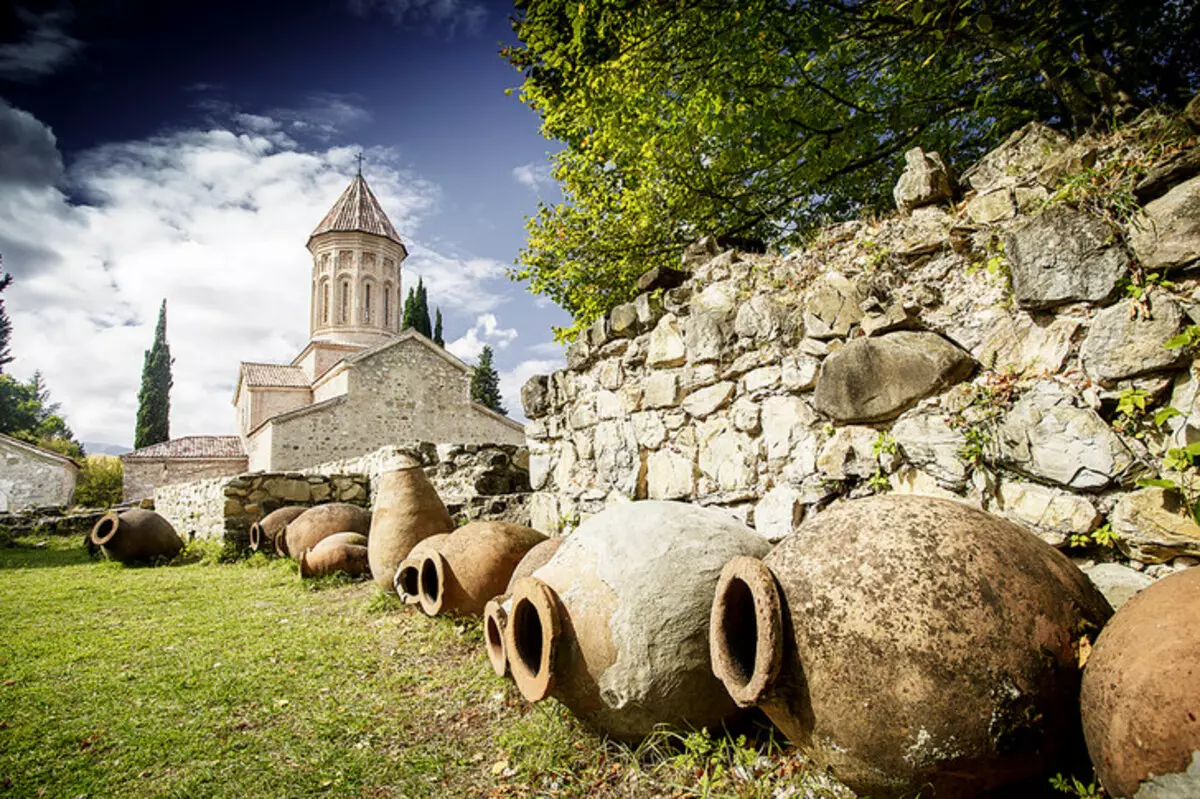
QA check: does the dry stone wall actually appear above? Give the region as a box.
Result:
[524,114,1200,589]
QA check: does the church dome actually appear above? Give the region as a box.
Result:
[308,173,403,246]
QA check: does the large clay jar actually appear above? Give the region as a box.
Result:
[284,503,370,562]
[299,533,371,578]
[504,501,771,742]
[90,509,185,564]
[484,537,563,677]
[367,467,454,592]
[417,521,547,617]
[710,495,1112,799]
[394,533,450,605]
[1081,566,1200,797]
[248,506,307,554]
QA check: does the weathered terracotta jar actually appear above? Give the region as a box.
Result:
[484,537,563,677]
[248,506,306,554]
[90,509,185,564]
[393,533,450,605]
[710,495,1112,799]
[367,467,454,592]
[284,503,370,562]
[417,521,547,617]
[1081,566,1200,797]
[505,501,771,741]
[299,533,371,578]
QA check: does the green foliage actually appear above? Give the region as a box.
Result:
[469,345,506,415]
[402,280,434,338]
[1112,386,1154,436]
[134,300,172,450]
[505,0,1200,338]
[0,373,84,459]
[1068,522,1121,550]
[433,307,444,347]
[401,286,416,330]
[1138,435,1200,526]
[1164,324,1200,351]
[74,455,124,508]
[0,263,12,373]
[1050,772,1103,797]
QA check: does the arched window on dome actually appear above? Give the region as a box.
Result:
[340,280,350,323]
[320,279,330,324]
[384,282,393,327]
[363,281,373,323]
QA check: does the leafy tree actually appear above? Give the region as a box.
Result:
[134,300,172,450]
[505,0,1200,339]
[0,262,12,374]
[75,455,124,508]
[433,307,444,347]
[0,374,84,459]
[470,345,506,415]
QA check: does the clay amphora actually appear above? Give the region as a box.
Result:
[285,503,370,562]
[1081,566,1200,797]
[393,533,450,605]
[417,521,547,618]
[504,501,771,741]
[484,537,563,677]
[299,534,370,578]
[90,509,185,564]
[248,506,306,554]
[367,467,454,592]
[710,495,1112,799]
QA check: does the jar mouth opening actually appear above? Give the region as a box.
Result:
[710,556,783,707]
[506,577,559,702]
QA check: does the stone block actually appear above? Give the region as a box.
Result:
[1128,174,1200,271]
[754,486,804,541]
[646,449,695,500]
[643,371,681,409]
[521,375,552,419]
[682,382,735,418]
[1080,296,1187,385]
[647,314,687,368]
[893,147,954,215]
[1005,205,1128,310]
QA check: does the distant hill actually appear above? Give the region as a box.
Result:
[83,442,131,456]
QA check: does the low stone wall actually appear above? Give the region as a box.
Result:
[154,441,533,549]
[523,116,1200,587]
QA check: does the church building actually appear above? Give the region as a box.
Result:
[231,169,525,471]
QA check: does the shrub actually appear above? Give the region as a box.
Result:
[74,455,123,508]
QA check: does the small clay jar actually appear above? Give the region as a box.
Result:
[393,533,450,605]
[504,501,771,742]
[299,533,370,579]
[1081,566,1200,797]
[367,467,454,593]
[90,509,185,564]
[416,521,547,617]
[709,495,1112,799]
[483,537,562,677]
[248,506,307,554]
[284,503,370,562]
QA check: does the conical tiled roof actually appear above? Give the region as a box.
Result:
[308,174,403,245]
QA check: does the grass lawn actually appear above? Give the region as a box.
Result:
[0,535,844,799]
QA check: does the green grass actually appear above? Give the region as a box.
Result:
[0,536,839,799]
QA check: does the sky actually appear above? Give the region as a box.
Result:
[0,0,569,450]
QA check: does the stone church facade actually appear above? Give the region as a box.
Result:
[232,170,524,471]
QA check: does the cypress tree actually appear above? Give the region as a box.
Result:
[0,265,13,374]
[433,308,444,347]
[134,300,173,449]
[415,278,432,338]
[470,345,506,415]
[401,287,416,331]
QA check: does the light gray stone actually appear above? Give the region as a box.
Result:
[893,148,954,215]
[521,375,551,419]
[631,412,667,449]
[1083,562,1153,611]
[891,412,969,489]
[685,312,727,364]
[762,396,819,462]
[995,480,1101,547]
[610,303,638,337]
[529,454,551,490]
[743,365,782,395]
[680,363,720,392]
[731,397,760,433]
[860,301,918,336]
[642,371,681,409]
[781,354,820,391]
[1111,487,1200,563]
[1005,205,1128,310]
[817,426,879,480]
[997,382,1135,490]
[698,420,757,490]
[647,314,687,368]
[814,331,975,424]
[965,188,1016,224]
[1081,296,1187,385]
[974,313,1080,376]
[529,492,559,535]
[754,486,804,541]
[888,465,965,501]
[734,294,786,340]
[593,419,639,496]
[595,389,624,420]
[895,206,953,256]
[1129,174,1200,271]
[633,293,664,328]
[596,360,623,391]
[645,449,695,500]
[804,273,866,339]
[690,282,738,319]
[962,121,1069,192]
[569,399,598,430]
[566,338,591,371]
[682,381,735,418]
[1134,751,1200,799]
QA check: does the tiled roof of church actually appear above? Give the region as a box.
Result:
[240,363,310,388]
[308,173,403,245]
[123,436,245,460]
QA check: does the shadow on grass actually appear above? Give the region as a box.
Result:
[0,536,96,569]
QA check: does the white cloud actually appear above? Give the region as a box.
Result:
[0,8,82,81]
[446,313,518,361]
[498,357,563,423]
[348,0,487,36]
[0,100,521,448]
[511,162,554,191]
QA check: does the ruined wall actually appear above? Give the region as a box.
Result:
[0,437,77,511]
[524,117,1200,585]
[122,457,248,502]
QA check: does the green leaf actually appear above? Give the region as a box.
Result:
[1154,407,1183,426]
[1137,478,1179,489]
